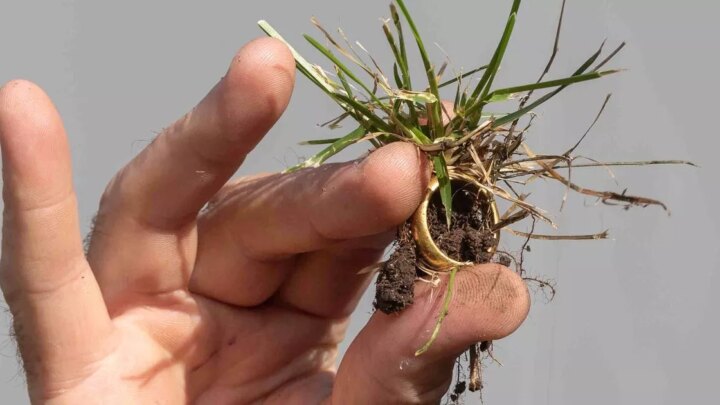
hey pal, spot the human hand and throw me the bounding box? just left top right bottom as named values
left=0, top=38, right=529, bottom=404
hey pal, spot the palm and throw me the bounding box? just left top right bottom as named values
left=76, top=294, right=344, bottom=404
left=0, top=38, right=528, bottom=404
left=81, top=216, right=376, bottom=404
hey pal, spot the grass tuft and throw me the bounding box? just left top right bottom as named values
left=259, top=0, right=693, bottom=367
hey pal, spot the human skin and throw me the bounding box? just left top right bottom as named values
left=0, top=38, right=530, bottom=404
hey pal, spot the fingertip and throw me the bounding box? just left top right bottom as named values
left=335, top=263, right=529, bottom=402
left=227, top=36, right=296, bottom=94
left=223, top=37, right=295, bottom=129
left=357, top=142, right=431, bottom=226
left=0, top=79, right=60, bottom=136
left=331, top=248, right=528, bottom=402
left=454, top=263, right=531, bottom=339
left=378, top=263, right=529, bottom=357
left=238, top=37, right=296, bottom=74
left=0, top=79, right=71, bottom=209
left=0, top=78, right=42, bottom=100
left=187, top=37, right=296, bottom=164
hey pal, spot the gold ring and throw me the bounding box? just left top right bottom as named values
left=411, top=172, right=500, bottom=271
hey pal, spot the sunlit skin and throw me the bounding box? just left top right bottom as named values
left=0, top=38, right=529, bottom=404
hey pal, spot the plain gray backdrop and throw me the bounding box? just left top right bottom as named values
left=1, top=1, right=718, bottom=404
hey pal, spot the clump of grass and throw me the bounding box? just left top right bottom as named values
left=260, top=0, right=693, bottom=400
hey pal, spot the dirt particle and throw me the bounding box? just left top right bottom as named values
left=495, top=252, right=513, bottom=267
left=374, top=229, right=416, bottom=314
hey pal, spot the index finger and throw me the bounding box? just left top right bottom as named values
left=88, top=38, right=296, bottom=300
left=98, top=37, right=296, bottom=232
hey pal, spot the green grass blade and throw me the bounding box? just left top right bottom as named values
left=410, top=126, right=432, bottom=144
left=383, top=22, right=411, bottom=90
left=438, top=65, right=488, bottom=89
left=261, top=20, right=367, bottom=121
left=333, top=93, right=391, bottom=132
left=392, top=63, right=403, bottom=89
left=382, top=109, right=430, bottom=145
left=486, top=93, right=515, bottom=103
left=299, top=138, right=341, bottom=145
left=395, top=0, right=443, bottom=139
left=472, top=13, right=517, bottom=103
left=286, top=126, right=366, bottom=172
left=492, top=45, right=614, bottom=128
left=390, top=3, right=418, bottom=123
left=390, top=4, right=411, bottom=89
left=468, top=0, right=521, bottom=104
left=432, top=155, right=453, bottom=227
left=304, top=34, right=381, bottom=103
left=453, top=76, right=463, bottom=111
left=259, top=20, right=336, bottom=94
left=459, top=14, right=517, bottom=128
left=593, top=42, right=626, bottom=72
left=575, top=41, right=607, bottom=74
left=473, top=69, right=620, bottom=109
left=461, top=0, right=522, bottom=128
left=415, top=266, right=458, bottom=356
left=487, top=70, right=620, bottom=99
left=336, top=68, right=355, bottom=98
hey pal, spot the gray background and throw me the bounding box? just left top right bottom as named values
left=1, top=1, right=718, bottom=404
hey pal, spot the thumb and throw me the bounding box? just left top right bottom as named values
left=333, top=264, right=529, bottom=403
left=0, top=80, right=113, bottom=396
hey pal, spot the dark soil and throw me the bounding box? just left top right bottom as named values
left=450, top=380, right=466, bottom=402
left=374, top=220, right=416, bottom=314
left=374, top=180, right=497, bottom=314
left=426, top=181, right=496, bottom=264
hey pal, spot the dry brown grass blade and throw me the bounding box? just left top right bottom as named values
left=320, top=111, right=352, bottom=129
left=564, top=94, right=612, bottom=156
left=312, top=17, right=374, bottom=78
left=501, top=154, right=572, bottom=170
left=469, top=344, right=482, bottom=392
left=501, top=158, right=696, bottom=179
left=417, top=120, right=494, bottom=153
left=520, top=143, right=668, bottom=210
left=508, top=0, right=566, bottom=139
left=507, top=229, right=609, bottom=240
left=548, top=171, right=668, bottom=210
left=467, top=143, right=493, bottom=184
left=498, top=192, right=531, bottom=220
left=470, top=179, right=555, bottom=226
left=491, top=210, right=531, bottom=232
